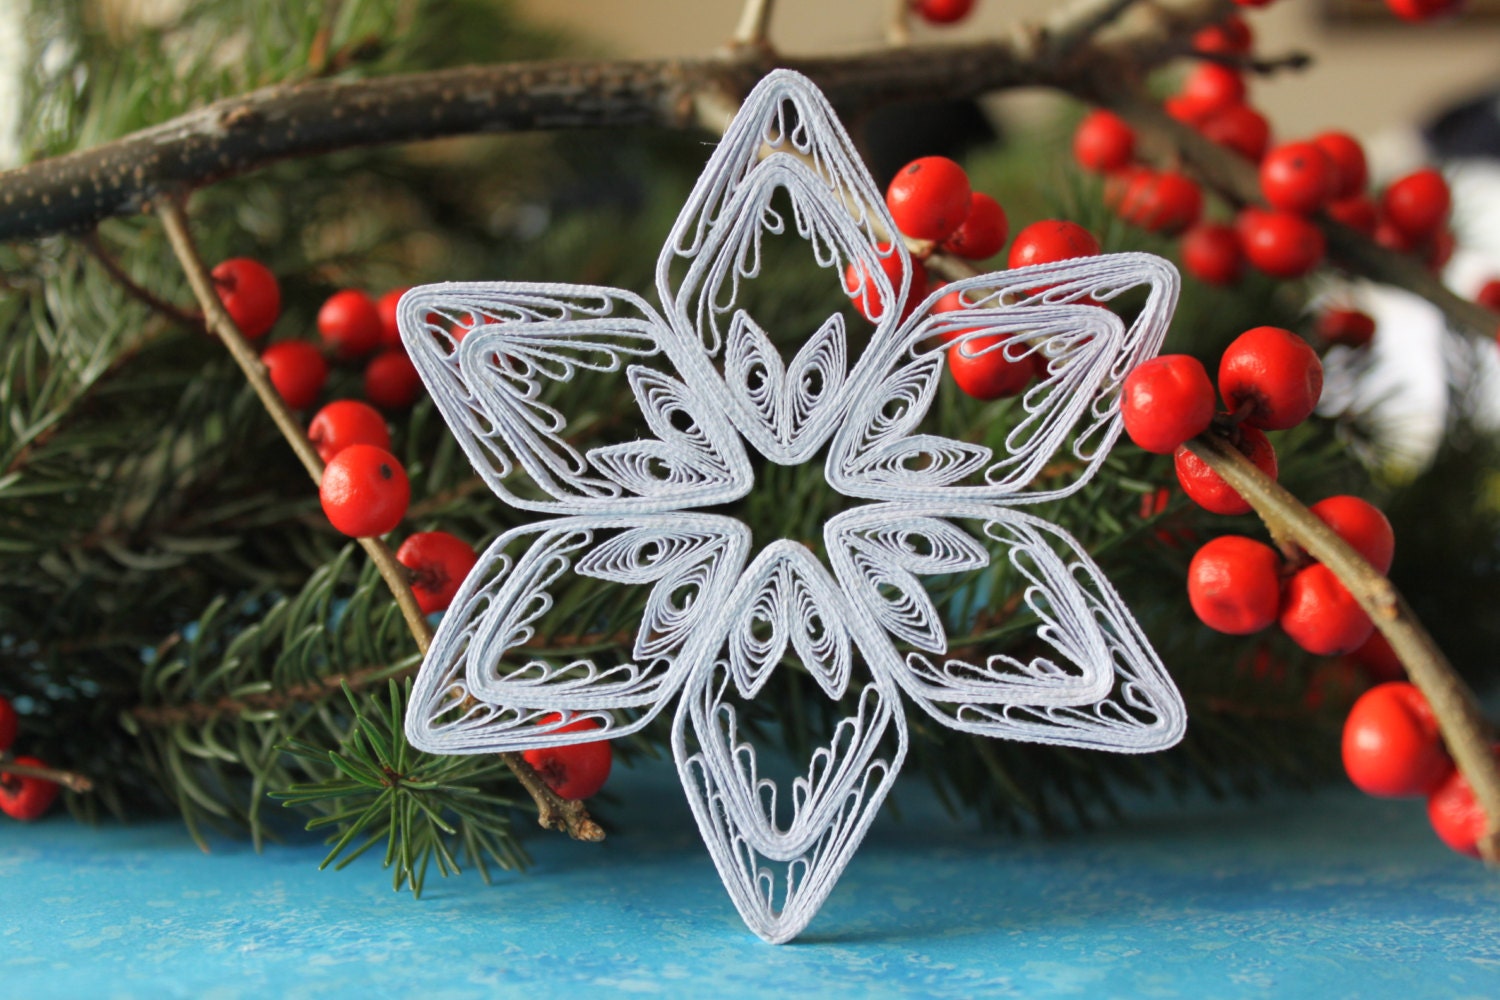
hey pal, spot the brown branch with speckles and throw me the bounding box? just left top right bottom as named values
left=0, top=0, right=1230, bottom=243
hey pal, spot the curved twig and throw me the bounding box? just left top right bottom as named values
left=1186, top=432, right=1500, bottom=863
left=0, top=754, right=94, bottom=794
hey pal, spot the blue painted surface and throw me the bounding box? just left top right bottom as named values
left=3, top=767, right=1498, bottom=999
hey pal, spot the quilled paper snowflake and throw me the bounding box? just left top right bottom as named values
left=398, top=69, right=1187, bottom=944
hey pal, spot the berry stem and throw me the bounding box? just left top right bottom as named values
left=1045, top=0, right=1148, bottom=61
left=79, top=231, right=205, bottom=330
left=0, top=754, right=94, bottom=794
left=1185, top=430, right=1500, bottom=863
left=155, top=196, right=605, bottom=845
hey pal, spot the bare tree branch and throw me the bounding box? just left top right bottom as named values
left=0, top=0, right=1231, bottom=243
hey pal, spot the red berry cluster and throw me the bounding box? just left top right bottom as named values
left=210, top=263, right=425, bottom=414
left=0, top=695, right=60, bottom=822
left=303, top=391, right=478, bottom=615
left=1074, top=8, right=1458, bottom=289
left=1122, top=326, right=1321, bottom=515
left=847, top=156, right=1104, bottom=402
left=1119, top=329, right=1402, bottom=656
left=1186, top=494, right=1393, bottom=655
left=1342, top=682, right=1493, bottom=859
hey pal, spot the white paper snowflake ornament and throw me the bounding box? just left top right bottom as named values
left=398, top=69, right=1187, bottom=945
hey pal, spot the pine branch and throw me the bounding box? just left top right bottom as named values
left=277, top=681, right=530, bottom=897
left=155, top=194, right=606, bottom=845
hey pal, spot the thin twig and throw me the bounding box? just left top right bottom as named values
left=1, top=754, right=94, bottom=793
left=154, top=196, right=604, bottom=843
left=731, top=0, right=776, bottom=50
left=1185, top=431, right=1500, bottom=863
left=1046, top=0, right=1147, bottom=60
left=80, top=231, right=205, bottom=329
left=1191, top=48, right=1314, bottom=76
left=886, top=0, right=913, bottom=46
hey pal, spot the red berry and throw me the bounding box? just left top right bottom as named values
left=948, top=335, right=1034, bottom=400
left=364, top=349, right=424, bottom=410
left=886, top=156, right=973, bottom=242
left=1181, top=63, right=1246, bottom=117
left=396, top=531, right=480, bottom=615
left=1187, top=535, right=1283, bottom=635
left=1317, top=308, right=1376, bottom=349
left=375, top=287, right=410, bottom=351
left=844, top=244, right=928, bottom=324
left=1233, top=0, right=1275, bottom=7
left=211, top=258, right=281, bottom=340
left=1165, top=95, right=1214, bottom=129
left=1427, top=761, right=1491, bottom=858
left=1199, top=105, right=1271, bottom=162
left=1309, top=495, right=1395, bottom=575
left=1260, top=141, right=1335, bottom=215
left=1181, top=223, right=1244, bottom=286
left=913, top=0, right=976, bottom=23
left=308, top=399, right=390, bottom=465
left=1327, top=195, right=1379, bottom=235
left=1351, top=630, right=1405, bottom=683
left=1073, top=110, right=1136, bottom=173
left=1280, top=563, right=1374, bottom=655
left=261, top=341, right=329, bottom=411
left=1103, top=164, right=1150, bottom=213
left=929, top=285, right=977, bottom=344
left=318, top=289, right=383, bottom=361
left=1117, top=170, right=1203, bottom=235
left=0, top=696, right=16, bottom=753
left=319, top=444, right=410, bottom=538
left=940, top=192, right=1009, bottom=260
left=1425, top=228, right=1455, bottom=273
left=1477, top=279, right=1500, bottom=312
left=1193, top=16, right=1253, bottom=54
left=1343, top=683, right=1452, bottom=797
left=1385, top=0, right=1465, bottom=22
left=1120, top=355, right=1216, bottom=454
left=1312, top=132, right=1369, bottom=200
left=1174, top=425, right=1278, bottom=515
left=1007, top=220, right=1101, bottom=269
left=1305, top=659, right=1371, bottom=714
left=0, top=757, right=59, bottom=821
left=1381, top=168, right=1451, bottom=241
left=1240, top=208, right=1326, bottom=278
left=522, top=714, right=613, bottom=800
left=1218, top=326, right=1323, bottom=431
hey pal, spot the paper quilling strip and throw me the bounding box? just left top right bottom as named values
left=399, top=69, right=1187, bottom=944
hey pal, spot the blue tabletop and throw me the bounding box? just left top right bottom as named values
left=3, top=765, right=1497, bottom=999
